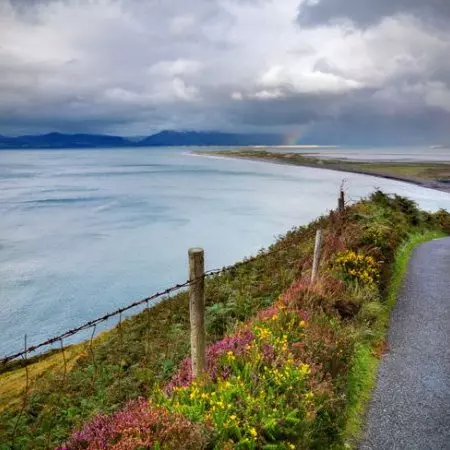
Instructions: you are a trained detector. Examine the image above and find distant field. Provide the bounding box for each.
[200,149,450,192]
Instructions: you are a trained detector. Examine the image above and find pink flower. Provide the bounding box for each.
[166,329,255,393]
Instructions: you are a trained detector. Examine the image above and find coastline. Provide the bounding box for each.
[192,151,450,194]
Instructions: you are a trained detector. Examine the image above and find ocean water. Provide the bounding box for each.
[1,147,450,357]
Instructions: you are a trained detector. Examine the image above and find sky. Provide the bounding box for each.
[1,0,450,144]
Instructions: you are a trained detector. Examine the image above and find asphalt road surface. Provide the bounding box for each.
[360,237,450,450]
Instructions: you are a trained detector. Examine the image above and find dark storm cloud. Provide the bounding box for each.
[297,0,450,27]
[0,0,450,143]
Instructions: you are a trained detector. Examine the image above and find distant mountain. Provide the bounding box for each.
[0,130,282,149]
[0,135,23,148]
[0,132,132,149]
[138,130,282,146]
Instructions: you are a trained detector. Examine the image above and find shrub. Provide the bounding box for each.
[334,250,380,286]
[163,307,340,449]
[359,302,385,323]
[58,398,209,450]
[433,209,450,233]
[165,328,255,393]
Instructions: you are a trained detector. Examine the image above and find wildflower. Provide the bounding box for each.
[300,364,311,376]
[299,320,306,328]
[226,351,236,362]
[249,427,257,437]
[256,326,271,340]
[288,444,296,449]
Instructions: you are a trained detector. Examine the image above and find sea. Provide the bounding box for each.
[1,146,450,356]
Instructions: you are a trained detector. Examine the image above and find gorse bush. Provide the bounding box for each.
[167,311,319,448]
[1,191,448,449]
[334,250,380,286]
[64,303,351,450]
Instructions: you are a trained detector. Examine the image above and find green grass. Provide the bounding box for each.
[199,149,450,185]
[343,230,447,447]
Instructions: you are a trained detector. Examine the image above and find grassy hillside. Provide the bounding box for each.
[1,192,449,449]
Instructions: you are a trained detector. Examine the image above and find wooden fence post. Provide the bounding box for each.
[189,248,206,378]
[311,229,322,284]
[338,190,345,213]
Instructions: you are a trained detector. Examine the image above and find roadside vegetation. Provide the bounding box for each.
[1,191,449,449]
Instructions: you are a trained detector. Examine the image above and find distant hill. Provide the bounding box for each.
[0,132,131,149]
[138,130,282,146]
[0,130,282,149]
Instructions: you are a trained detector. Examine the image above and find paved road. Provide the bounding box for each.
[360,237,450,450]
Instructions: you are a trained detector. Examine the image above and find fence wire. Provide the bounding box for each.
[0,236,305,367]
[1,189,353,449]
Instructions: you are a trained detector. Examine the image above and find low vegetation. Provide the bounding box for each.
[203,149,450,188]
[1,191,449,449]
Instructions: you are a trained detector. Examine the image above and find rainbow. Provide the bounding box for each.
[282,125,308,146]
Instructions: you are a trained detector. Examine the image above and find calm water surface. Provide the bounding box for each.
[1,147,450,356]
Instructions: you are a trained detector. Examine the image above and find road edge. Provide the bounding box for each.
[343,230,447,448]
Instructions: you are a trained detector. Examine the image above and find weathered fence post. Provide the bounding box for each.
[338,190,345,213]
[189,248,206,378]
[311,229,323,284]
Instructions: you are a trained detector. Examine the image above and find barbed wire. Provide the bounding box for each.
[0,278,193,365]
[2,187,351,368]
[0,235,305,366]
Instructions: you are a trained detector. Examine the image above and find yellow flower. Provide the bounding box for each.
[288,444,295,449]
[300,364,311,376]
[226,351,236,361]
[230,414,237,421]
[249,427,257,437]
[299,320,306,328]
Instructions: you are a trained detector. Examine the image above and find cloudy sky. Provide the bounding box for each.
[1,0,450,143]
